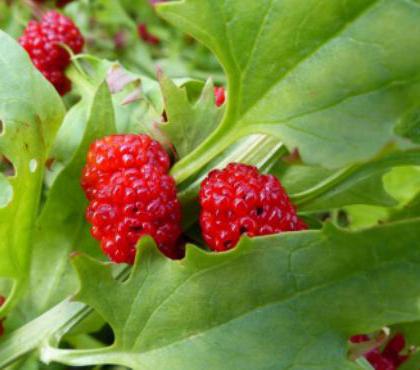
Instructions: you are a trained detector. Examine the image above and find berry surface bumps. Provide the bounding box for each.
[82,134,182,264]
[199,163,306,251]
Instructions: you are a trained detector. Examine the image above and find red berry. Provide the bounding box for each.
[82,135,182,264]
[199,163,306,251]
[382,334,409,367]
[19,11,84,95]
[137,24,160,45]
[366,351,396,370]
[350,335,370,343]
[350,333,409,370]
[214,86,225,107]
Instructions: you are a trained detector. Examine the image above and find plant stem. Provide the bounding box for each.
[171,124,239,184]
[0,266,130,368]
[291,165,359,206]
[0,299,89,368]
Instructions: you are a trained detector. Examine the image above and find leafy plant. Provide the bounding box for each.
[0,0,419,369]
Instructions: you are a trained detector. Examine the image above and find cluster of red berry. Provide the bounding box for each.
[19,11,84,95]
[81,133,305,262]
[18,10,224,104]
[17,11,271,261]
[351,334,410,370]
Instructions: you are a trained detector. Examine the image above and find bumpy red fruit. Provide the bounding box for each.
[199,163,306,251]
[214,86,225,107]
[82,135,181,264]
[19,11,84,95]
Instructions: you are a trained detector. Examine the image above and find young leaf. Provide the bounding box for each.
[41,220,420,370]
[158,0,420,182]
[0,31,65,313]
[106,63,163,135]
[158,74,224,158]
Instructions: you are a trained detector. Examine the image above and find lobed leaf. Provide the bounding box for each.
[41,220,420,370]
[158,74,224,158]
[0,31,65,313]
[14,80,116,325]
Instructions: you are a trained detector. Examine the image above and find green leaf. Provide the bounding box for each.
[279,149,420,213]
[14,80,116,325]
[120,0,161,25]
[0,2,27,38]
[158,74,224,158]
[105,63,163,135]
[395,105,420,144]
[389,193,420,221]
[344,164,420,228]
[383,165,420,205]
[275,162,395,212]
[48,101,89,169]
[104,61,222,156]
[41,220,420,369]
[0,266,129,369]
[0,299,88,369]
[345,205,390,230]
[91,0,136,30]
[0,31,65,313]
[157,0,420,183]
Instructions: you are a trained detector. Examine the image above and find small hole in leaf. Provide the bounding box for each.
[0,156,14,208]
[45,158,55,170]
[0,155,15,177]
[58,323,115,349]
[92,323,115,346]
